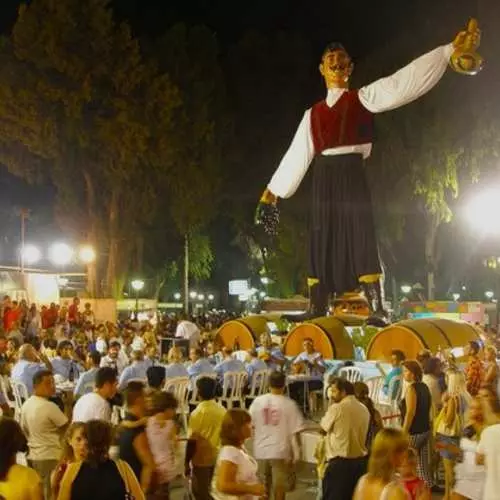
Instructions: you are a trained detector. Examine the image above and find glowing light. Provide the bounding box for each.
[174,292,181,300]
[58,277,69,287]
[21,244,41,265]
[465,189,500,235]
[401,285,412,294]
[189,291,197,299]
[485,290,494,300]
[78,245,96,263]
[49,243,74,266]
[131,279,145,291]
[198,294,205,301]
[259,291,266,298]
[452,293,460,301]
[260,277,271,285]
[208,294,215,301]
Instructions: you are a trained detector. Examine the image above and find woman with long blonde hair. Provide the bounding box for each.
[435,370,470,500]
[353,428,409,500]
[483,345,499,392]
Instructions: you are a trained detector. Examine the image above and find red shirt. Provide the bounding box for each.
[68,304,79,324]
[4,307,20,331]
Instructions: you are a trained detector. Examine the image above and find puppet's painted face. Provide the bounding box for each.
[319,49,353,88]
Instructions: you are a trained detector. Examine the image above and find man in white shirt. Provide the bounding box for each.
[100,340,128,375]
[476,422,500,500]
[175,314,201,348]
[250,371,304,500]
[21,369,68,500]
[320,377,369,500]
[256,25,478,316]
[73,366,118,422]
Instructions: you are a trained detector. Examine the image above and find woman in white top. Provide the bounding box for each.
[422,357,443,415]
[353,428,410,500]
[212,409,266,500]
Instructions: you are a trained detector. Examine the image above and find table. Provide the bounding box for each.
[287,374,323,417]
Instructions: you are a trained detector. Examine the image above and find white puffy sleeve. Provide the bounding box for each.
[267,109,315,199]
[358,44,454,113]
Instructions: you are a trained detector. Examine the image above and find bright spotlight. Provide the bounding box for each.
[22,244,41,265]
[466,189,500,235]
[452,293,460,301]
[189,291,197,299]
[174,292,181,300]
[401,285,412,294]
[208,294,215,301]
[49,243,74,266]
[78,245,96,263]
[485,290,495,300]
[131,279,145,291]
[198,294,205,301]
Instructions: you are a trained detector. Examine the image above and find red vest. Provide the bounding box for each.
[310,90,374,155]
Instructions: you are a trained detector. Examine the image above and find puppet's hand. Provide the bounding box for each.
[255,189,279,236]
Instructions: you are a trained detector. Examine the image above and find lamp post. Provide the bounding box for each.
[131,279,145,320]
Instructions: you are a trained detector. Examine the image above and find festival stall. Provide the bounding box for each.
[366,318,481,361]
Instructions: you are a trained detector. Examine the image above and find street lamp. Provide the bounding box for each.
[198,294,205,301]
[259,291,266,298]
[452,293,460,301]
[401,285,412,295]
[189,291,197,299]
[174,292,181,301]
[21,244,41,265]
[49,243,74,266]
[208,294,214,301]
[485,290,495,300]
[78,245,96,264]
[466,189,500,235]
[131,279,145,320]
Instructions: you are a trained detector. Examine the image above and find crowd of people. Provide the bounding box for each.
[1,292,500,500]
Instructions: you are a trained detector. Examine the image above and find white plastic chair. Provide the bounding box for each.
[11,381,29,420]
[219,371,247,409]
[189,373,218,406]
[164,377,191,434]
[338,366,362,383]
[365,376,384,403]
[247,369,270,403]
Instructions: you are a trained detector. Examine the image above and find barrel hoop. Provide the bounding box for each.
[424,320,453,348]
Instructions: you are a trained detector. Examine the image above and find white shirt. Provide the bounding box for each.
[268,43,455,198]
[249,393,304,460]
[175,320,201,348]
[20,395,68,460]
[100,353,128,375]
[212,446,259,500]
[477,423,500,500]
[72,392,111,422]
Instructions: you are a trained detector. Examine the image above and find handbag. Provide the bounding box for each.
[434,395,462,437]
[115,460,136,500]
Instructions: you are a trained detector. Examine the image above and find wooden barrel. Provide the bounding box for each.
[283,316,355,359]
[366,318,481,362]
[215,316,268,350]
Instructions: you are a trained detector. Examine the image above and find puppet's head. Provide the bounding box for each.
[319,43,353,89]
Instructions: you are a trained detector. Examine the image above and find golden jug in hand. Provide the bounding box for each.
[450,18,484,75]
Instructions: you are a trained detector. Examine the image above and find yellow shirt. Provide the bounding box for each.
[188,400,226,467]
[0,464,42,500]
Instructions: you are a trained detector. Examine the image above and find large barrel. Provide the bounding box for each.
[366,318,481,361]
[215,316,268,350]
[283,316,356,359]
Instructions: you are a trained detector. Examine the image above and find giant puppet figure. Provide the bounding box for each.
[256,20,482,317]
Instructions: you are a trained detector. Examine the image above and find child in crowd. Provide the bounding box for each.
[399,448,431,500]
[146,391,180,499]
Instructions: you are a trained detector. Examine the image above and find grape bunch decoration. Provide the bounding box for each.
[255,202,280,237]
